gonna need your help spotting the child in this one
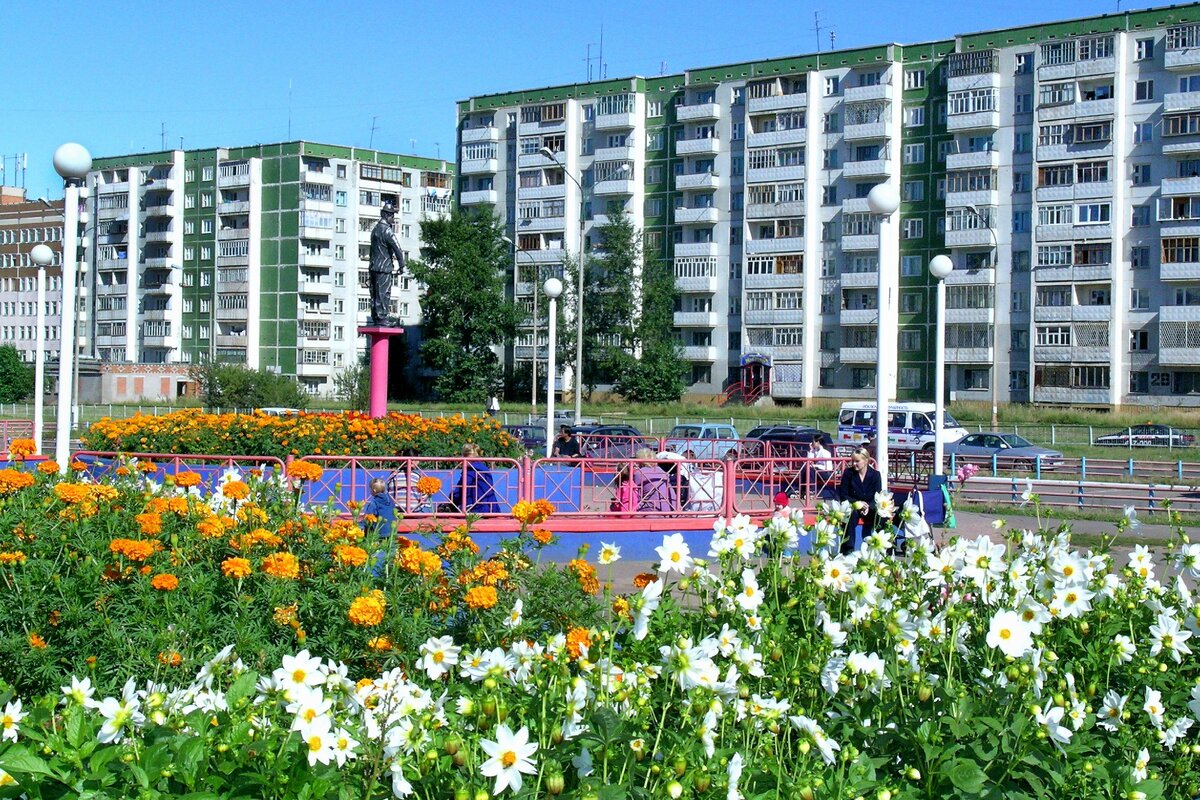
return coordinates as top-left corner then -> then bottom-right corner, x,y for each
362,478 -> 396,538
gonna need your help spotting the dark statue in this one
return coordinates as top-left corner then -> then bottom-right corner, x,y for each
368,201 -> 405,326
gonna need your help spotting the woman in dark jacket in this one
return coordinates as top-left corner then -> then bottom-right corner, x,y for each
459,442 -> 500,514
837,447 -> 882,554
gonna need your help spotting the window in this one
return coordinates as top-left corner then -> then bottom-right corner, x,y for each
1130,289 -> 1151,312
1014,133 -> 1031,153
1131,246 -> 1151,269
900,293 -> 923,313
1165,112 -> 1200,137
822,185 -> 838,205
824,76 -> 840,96
823,113 -> 840,133
1014,93 -> 1033,114
1075,160 -> 1109,183
902,219 -> 923,239
823,148 -> 840,168
902,180 -> 924,201
647,131 -> 664,150
201,219 -> 213,234
937,141 -> 954,162
1039,82 -> 1075,107
1137,38 -> 1155,60
899,332 -> 922,353
948,89 -> 997,115
904,106 -> 925,127
1076,203 -> 1111,224
1013,172 -> 1031,193
647,100 -> 663,117
1015,52 -> 1033,74
900,255 -> 922,276
1012,330 -> 1029,350
1163,236 -> 1200,264
184,221 -> 195,235
903,143 -> 925,164
1181,75 -> 1200,93
1012,211 -> 1031,233
1135,80 -> 1155,102
1036,326 -> 1072,346
1132,164 -> 1152,186
904,68 -> 926,90
1135,122 -> 1153,143
1132,205 -> 1152,227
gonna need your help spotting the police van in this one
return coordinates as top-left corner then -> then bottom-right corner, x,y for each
837,402 -> 969,451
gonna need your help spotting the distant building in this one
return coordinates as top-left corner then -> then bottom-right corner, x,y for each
0,190 -> 65,364
83,142 -> 454,396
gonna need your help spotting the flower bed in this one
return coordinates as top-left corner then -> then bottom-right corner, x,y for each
81,410 -> 524,459
0,466 -> 1198,798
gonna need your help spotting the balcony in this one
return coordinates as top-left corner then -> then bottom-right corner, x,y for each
947,110 -> 1001,131
141,256 -> 174,269
745,236 -> 804,254
594,145 -> 635,162
841,158 -> 889,178
844,120 -> 894,142
595,111 -> 637,130
1165,91 -> 1200,114
675,172 -> 720,191
302,168 -> 334,185
523,249 -> 567,263
840,271 -> 877,288
520,184 -> 566,199
840,346 -> 878,363
143,204 -> 176,219
681,345 -> 718,361
747,201 -> 805,219
746,165 -> 806,183
215,335 -> 248,348
460,158 -> 498,175
673,311 -> 720,327
460,189 -> 499,205
298,252 -> 332,268
1162,262 -> 1200,280
744,308 -> 804,326
461,127 -> 501,143
942,346 -> 994,364
945,307 -> 994,324
845,83 -> 891,103
675,274 -> 718,293
674,207 -> 719,225
945,149 -> 1001,172
300,281 -> 332,296
218,227 -> 250,241
841,234 -> 880,251
840,308 -> 878,325
1033,387 -> 1110,404
1162,176 -> 1200,196
1160,305 -> 1200,322
944,189 -> 999,209
300,305 -> 331,318
518,117 -> 566,136
1159,345 -> 1200,366
517,215 -> 565,232
747,92 -> 808,113
216,307 -> 248,321
217,200 -> 251,214
744,272 -> 803,290
1167,32 -> 1200,70
517,152 -> 560,168
676,102 -> 721,122
97,205 -> 130,221
217,169 -> 251,188
676,138 -> 721,157
594,179 -> 636,196
297,362 -> 331,378
945,228 -> 996,248
747,128 -> 807,148
143,230 -> 173,243
674,242 -> 719,258
1038,99 -> 1115,122
946,268 -> 996,285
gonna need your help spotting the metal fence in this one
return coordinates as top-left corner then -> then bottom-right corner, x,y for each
956,476 -> 1200,516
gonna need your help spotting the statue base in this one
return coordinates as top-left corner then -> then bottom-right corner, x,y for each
358,326 -> 405,418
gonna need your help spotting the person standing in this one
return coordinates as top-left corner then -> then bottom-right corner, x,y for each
486,394 -> 500,417
807,437 -> 835,498
836,447 -> 882,555
368,201 -> 405,326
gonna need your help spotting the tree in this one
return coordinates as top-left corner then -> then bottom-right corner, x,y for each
334,357 -> 369,412
579,212 -> 640,391
189,361 -> 309,410
0,346 -> 34,403
409,209 -> 523,403
612,249 -> 687,403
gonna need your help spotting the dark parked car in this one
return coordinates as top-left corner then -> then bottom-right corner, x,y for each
745,424 -> 799,440
502,425 -> 548,455
571,424 -> 646,459
1095,424 -> 1196,448
753,427 -> 832,459
944,432 -> 1065,470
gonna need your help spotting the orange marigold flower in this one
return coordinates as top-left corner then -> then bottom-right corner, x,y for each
334,544 -> 369,568
464,585 -> 498,610
53,482 -> 91,504
367,635 -> 393,652
273,603 -> 300,628
287,460 -> 323,482
28,633 -> 47,649
223,480 -> 250,501
49,610 -> 61,626
174,471 -> 202,488
115,466 -> 130,477
137,512 -> 163,536
323,519 -> 365,543
437,527 -> 480,558
566,626 -> 592,660
232,528 -> 283,550
348,590 -> 387,627
612,597 -> 632,619
7,438 -> 36,461
633,572 -> 659,590
415,475 -> 443,496
157,651 -> 183,666
458,559 -> 509,588
511,500 -> 555,526
167,497 -> 190,515
38,460 -> 59,475
70,459 -> 87,471
0,469 -> 36,495
220,557 -> 253,579
532,528 -> 554,546
396,547 -> 442,577
108,538 -> 160,562
569,559 -> 600,595
151,573 -> 180,591
262,552 -> 300,579
0,551 -> 27,566
197,518 -> 227,539
138,461 -> 159,474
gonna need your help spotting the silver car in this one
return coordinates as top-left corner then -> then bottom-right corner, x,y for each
945,432 -> 1065,471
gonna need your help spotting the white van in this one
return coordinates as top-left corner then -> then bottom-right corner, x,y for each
837,402 -> 968,452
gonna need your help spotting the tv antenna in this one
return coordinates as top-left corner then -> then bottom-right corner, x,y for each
813,11 -> 823,53
369,116 -> 379,149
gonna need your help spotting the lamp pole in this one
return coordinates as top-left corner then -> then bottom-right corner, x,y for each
542,277 -> 563,457
503,236 -> 540,421
539,146 -> 586,425
52,143 -> 91,473
867,183 -> 900,493
30,244 -> 54,456
929,254 -> 953,477
965,204 -> 1000,430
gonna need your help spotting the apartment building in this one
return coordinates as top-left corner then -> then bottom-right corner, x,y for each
457,2 -> 1200,408
83,142 -> 453,396
0,192 -> 65,364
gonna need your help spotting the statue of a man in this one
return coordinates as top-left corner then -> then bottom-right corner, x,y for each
368,200 -> 405,326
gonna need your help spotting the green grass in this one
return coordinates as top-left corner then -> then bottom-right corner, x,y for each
955,499 -> 1200,529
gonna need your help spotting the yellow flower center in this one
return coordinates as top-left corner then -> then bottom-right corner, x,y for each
671,552 -> 681,562
830,568 -> 841,578
337,737 -> 349,749
1066,592 -> 1078,603
293,669 -> 306,683
308,735 -> 322,752
999,628 -> 1011,640
502,751 -> 518,768
303,709 -> 317,722
433,652 -> 444,663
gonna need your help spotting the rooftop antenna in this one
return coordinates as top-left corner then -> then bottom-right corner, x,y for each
369,116 -> 379,149
288,78 -> 293,140
813,11 -> 823,53
830,30 -> 837,51
435,142 -> 441,159
600,23 -> 606,79
160,122 -> 167,150
410,138 -> 416,153
659,60 -> 667,76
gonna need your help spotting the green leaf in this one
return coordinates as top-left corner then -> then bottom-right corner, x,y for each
88,745 -> 121,776
224,670 -> 259,710
175,736 -> 206,786
599,786 -> 628,800
0,745 -> 56,777
947,758 -> 987,795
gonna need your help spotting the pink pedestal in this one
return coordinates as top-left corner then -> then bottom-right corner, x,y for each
358,326 -> 404,418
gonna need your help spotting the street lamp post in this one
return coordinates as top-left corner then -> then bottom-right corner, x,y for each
929,254 -> 954,478
503,236 -> 540,421
542,277 -> 563,457
867,183 -> 900,493
965,204 -> 1001,430
29,244 -> 54,455
539,146 -> 586,425
52,143 -> 91,473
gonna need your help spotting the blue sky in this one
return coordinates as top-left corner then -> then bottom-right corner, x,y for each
1,0 -> 1151,197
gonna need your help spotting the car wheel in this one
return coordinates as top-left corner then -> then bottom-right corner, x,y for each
1015,458 -> 1034,472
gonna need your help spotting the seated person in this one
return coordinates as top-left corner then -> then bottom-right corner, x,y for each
552,426 -> 581,458
361,477 -> 396,537
458,442 -> 500,514
633,447 -> 676,513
